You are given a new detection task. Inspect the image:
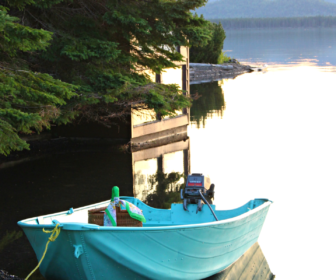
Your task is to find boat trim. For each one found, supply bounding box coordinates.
[18,199,272,231]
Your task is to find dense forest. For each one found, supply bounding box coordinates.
[197,0,336,19]
[212,16,336,29]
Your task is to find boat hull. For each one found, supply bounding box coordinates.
[20,201,271,280]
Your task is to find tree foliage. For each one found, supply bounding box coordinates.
[0,0,211,155]
[190,22,226,64]
[0,6,77,155]
[197,0,336,19]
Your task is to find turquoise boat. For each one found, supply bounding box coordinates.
[18,197,272,280]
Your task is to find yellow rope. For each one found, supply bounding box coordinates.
[25,224,61,280]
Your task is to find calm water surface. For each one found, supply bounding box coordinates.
[190,27,336,279]
[224,27,336,66]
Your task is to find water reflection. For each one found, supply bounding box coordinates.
[190,81,226,128]
[0,230,22,253]
[143,171,184,209]
[132,138,189,202]
[134,158,158,200]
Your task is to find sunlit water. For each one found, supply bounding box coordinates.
[190,28,336,279]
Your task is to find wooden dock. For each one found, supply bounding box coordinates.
[205,243,275,280]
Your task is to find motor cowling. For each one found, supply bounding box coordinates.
[181,173,215,212]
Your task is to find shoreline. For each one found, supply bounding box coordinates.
[190,62,256,84]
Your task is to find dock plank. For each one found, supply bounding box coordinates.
[205,243,274,280]
[239,246,265,280]
[252,258,271,280]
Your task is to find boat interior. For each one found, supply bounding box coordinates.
[20,197,270,227]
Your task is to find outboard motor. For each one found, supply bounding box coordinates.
[181,173,216,214]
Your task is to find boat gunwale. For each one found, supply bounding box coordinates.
[18,198,272,231]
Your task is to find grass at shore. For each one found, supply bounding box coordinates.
[218,51,234,64]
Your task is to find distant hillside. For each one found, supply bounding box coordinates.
[197,0,336,19]
[212,16,336,29]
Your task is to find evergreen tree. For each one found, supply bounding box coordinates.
[190,22,226,64]
[0,0,211,155]
[0,6,77,155]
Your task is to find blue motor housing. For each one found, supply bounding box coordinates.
[181,174,215,212]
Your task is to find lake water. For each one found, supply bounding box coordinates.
[224,27,336,67]
[190,27,336,279]
[1,27,336,279]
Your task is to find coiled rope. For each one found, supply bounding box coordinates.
[25,224,61,280]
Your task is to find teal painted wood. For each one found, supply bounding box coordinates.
[18,198,272,280]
